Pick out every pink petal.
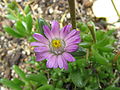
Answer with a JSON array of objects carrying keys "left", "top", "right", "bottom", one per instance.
[
  {"left": 30, "top": 42, "right": 46, "bottom": 47},
  {"left": 53, "top": 59, "right": 58, "bottom": 68},
  {"left": 35, "top": 53, "right": 46, "bottom": 61},
  {"left": 33, "top": 33, "right": 48, "bottom": 44},
  {"left": 34, "top": 46, "right": 49, "bottom": 52},
  {"left": 65, "top": 45, "right": 79, "bottom": 52},
  {"left": 65, "top": 35, "right": 81, "bottom": 46},
  {"left": 62, "top": 56, "right": 68, "bottom": 70},
  {"left": 35, "top": 52, "right": 51, "bottom": 61},
  {"left": 62, "top": 52, "right": 75, "bottom": 62},
  {"left": 64, "top": 30, "right": 78, "bottom": 40},
  {"left": 57, "top": 55, "right": 64, "bottom": 69},
  {"left": 60, "top": 25, "right": 72, "bottom": 39},
  {"left": 43, "top": 25, "right": 54, "bottom": 41},
  {"left": 46, "top": 55, "right": 56, "bottom": 68},
  {"left": 76, "top": 30, "right": 80, "bottom": 35},
  {"left": 51, "top": 20, "right": 60, "bottom": 38}
]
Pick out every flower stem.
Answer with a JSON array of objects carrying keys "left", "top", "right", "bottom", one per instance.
[
  {"left": 68, "top": 0, "right": 76, "bottom": 29},
  {"left": 87, "top": 21, "right": 96, "bottom": 43},
  {"left": 111, "top": 0, "right": 120, "bottom": 19}
]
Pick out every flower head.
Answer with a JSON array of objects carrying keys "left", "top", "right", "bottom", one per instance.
[{"left": 31, "top": 21, "right": 81, "bottom": 70}]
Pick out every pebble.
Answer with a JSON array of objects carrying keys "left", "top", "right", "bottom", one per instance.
[
  {"left": 16, "top": 0, "right": 22, "bottom": 2},
  {"left": 66, "top": 13, "right": 70, "bottom": 19},
  {"left": 33, "top": 4, "right": 38, "bottom": 10},
  {"left": 7, "top": 50, "right": 14, "bottom": 55},
  {"left": 38, "top": 8, "right": 43, "bottom": 14},
  {"left": 1, "top": 36, "right": 5, "bottom": 40},
  {"left": 1, "top": 87, "right": 8, "bottom": 90},
  {"left": 22, "top": 51, "right": 26, "bottom": 55},
  {"left": 49, "top": 8, "right": 54, "bottom": 14}
]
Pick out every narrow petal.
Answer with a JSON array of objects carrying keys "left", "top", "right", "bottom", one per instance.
[
  {"left": 43, "top": 25, "right": 54, "bottom": 40},
  {"left": 33, "top": 33, "right": 48, "bottom": 44},
  {"left": 53, "top": 60, "right": 58, "bottom": 68},
  {"left": 43, "top": 52, "right": 53, "bottom": 59},
  {"left": 64, "top": 29, "right": 77, "bottom": 40},
  {"left": 65, "top": 35, "right": 81, "bottom": 46},
  {"left": 53, "top": 56, "right": 58, "bottom": 68},
  {"left": 51, "top": 21, "right": 60, "bottom": 38},
  {"left": 46, "top": 55, "right": 56, "bottom": 68},
  {"left": 34, "top": 46, "right": 49, "bottom": 52},
  {"left": 76, "top": 30, "right": 80, "bottom": 35},
  {"left": 35, "top": 53, "right": 46, "bottom": 61},
  {"left": 62, "top": 52, "right": 75, "bottom": 62},
  {"left": 30, "top": 42, "right": 46, "bottom": 47},
  {"left": 51, "top": 20, "right": 60, "bottom": 32},
  {"left": 60, "top": 25, "right": 72, "bottom": 39},
  {"left": 66, "top": 38, "right": 81, "bottom": 47},
  {"left": 62, "top": 56, "right": 68, "bottom": 70},
  {"left": 57, "top": 55, "right": 64, "bottom": 69},
  {"left": 65, "top": 45, "right": 79, "bottom": 52}
]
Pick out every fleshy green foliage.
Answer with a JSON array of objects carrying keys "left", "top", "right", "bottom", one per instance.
[
  {"left": 4, "top": 1, "right": 33, "bottom": 39},
  {"left": 0, "top": 65, "right": 64, "bottom": 90},
  {"left": 3, "top": 1, "right": 49, "bottom": 42}
]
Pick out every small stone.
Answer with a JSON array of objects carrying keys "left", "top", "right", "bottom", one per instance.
[
  {"left": 66, "top": 13, "right": 70, "bottom": 19},
  {"left": 1, "top": 87, "right": 8, "bottom": 90},
  {"left": 1, "top": 36, "right": 5, "bottom": 40},
  {"left": 38, "top": 8, "right": 43, "bottom": 14},
  {"left": 22, "top": 51, "right": 26, "bottom": 55},
  {"left": 7, "top": 50, "right": 14, "bottom": 55},
  {"left": 34, "top": 4, "right": 38, "bottom": 10},
  {"left": 49, "top": 8, "right": 54, "bottom": 14},
  {"left": 16, "top": 0, "right": 22, "bottom": 2}
]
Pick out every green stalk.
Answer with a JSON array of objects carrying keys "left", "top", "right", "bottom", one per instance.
[
  {"left": 68, "top": 0, "right": 76, "bottom": 29},
  {"left": 87, "top": 21, "right": 96, "bottom": 43},
  {"left": 111, "top": 0, "right": 120, "bottom": 19}
]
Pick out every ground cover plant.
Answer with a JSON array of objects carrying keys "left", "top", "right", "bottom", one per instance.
[{"left": 0, "top": 0, "right": 120, "bottom": 90}]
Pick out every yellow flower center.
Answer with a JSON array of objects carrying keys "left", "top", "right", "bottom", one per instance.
[{"left": 52, "top": 40, "right": 62, "bottom": 48}]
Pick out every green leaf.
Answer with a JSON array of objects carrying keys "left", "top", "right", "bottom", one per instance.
[
  {"left": 25, "top": 14, "right": 33, "bottom": 33},
  {"left": 12, "top": 78, "right": 25, "bottom": 87},
  {"left": 77, "top": 22, "right": 89, "bottom": 32},
  {"left": 28, "top": 36, "right": 36, "bottom": 42},
  {"left": 7, "top": 1, "right": 17, "bottom": 10},
  {"left": 15, "top": 21, "right": 27, "bottom": 36},
  {"left": 96, "top": 30, "right": 106, "bottom": 41},
  {"left": 79, "top": 42, "right": 92, "bottom": 48},
  {"left": 26, "top": 73, "right": 47, "bottom": 84},
  {"left": 97, "top": 45, "right": 114, "bottom": 52},
  {"left": 70, "top": 71, "right": 85, "bottom": 87},
  {"left": 56, "top": 80, "right": 63, "bottom": 88},
  {"left": 82, "top": 34, "right": 92, "bottom": 42},
  {"left": 95, "top": 36, "right": 110, "bottom": 47},
  {"left": 37, "top": 85, "right": 54, "bottom": 90},
  {"left": 13, "top": 65, "right": 29, "bottom": 83},
  {"left": 38, "top": 18, "right": 49, "bottom": 34},
  {"left": 5, "top": 14, "right": 17, "bottom": 20},
  {"left": 0, "top": 78, "right": 22, "bottom": 90},
  {"left": 106, "top": 29, "right": 115, "bottom": 36},
  {"left": 55, "top": 88, "right": 66, "bottom": 90},
  {"left": 76, "top": 59, "right": 86, "bottom": 68},
  {"left": 24, "top": 5, "right": 30, "bottom": 14},
  {"left": 71, "top": 47, "right": 86, "bottom": 57},
  {"left": 4, "top": 26, "right": 24, "bottom": 38},
  {"left": 92, "top": 49, "right": 109, "bottom": 65},
  {"left": 105, "top": 86, "right": 120, "bottom": 90}
]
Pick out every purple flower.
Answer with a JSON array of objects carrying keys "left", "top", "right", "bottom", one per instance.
[{"left": 31, "top": 21, "right": 81, "bottom": 70}]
